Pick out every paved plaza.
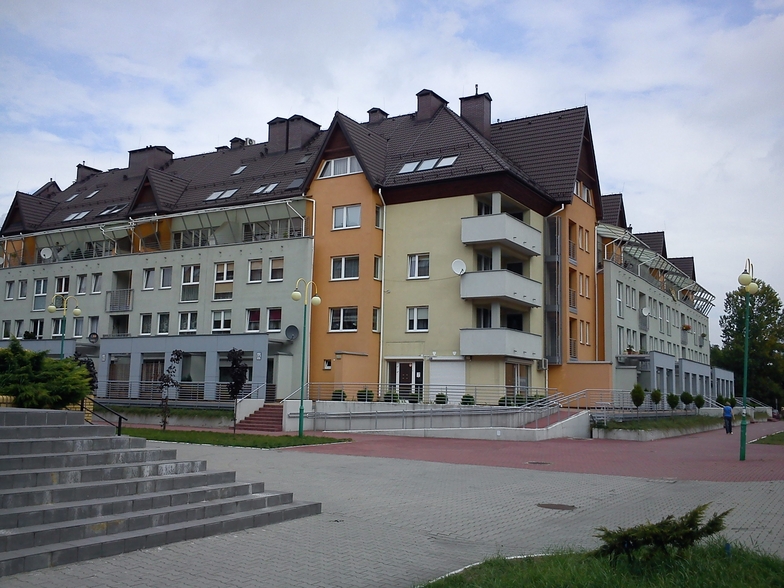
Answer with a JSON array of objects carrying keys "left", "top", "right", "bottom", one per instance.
[{"left": 4, "top": 420, "right": 783, "bottom": 587}]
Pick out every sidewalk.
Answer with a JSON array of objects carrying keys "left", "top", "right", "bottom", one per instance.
[{"left": 4, "top": 421, "right": 783, "bottom": 587}]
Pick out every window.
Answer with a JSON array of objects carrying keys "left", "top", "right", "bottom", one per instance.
[
  {"left": 232, "top": 165, "right": 247, "bottom": 175},
  {"left": 140, "top": 314, "right": 152, "bottom": 335},
  {"left": 248, "top": 259, "right": 263, "bottom": 282},
  {"left": 30, "top": 319, "right": 44, "bottom": 340},
  {"left": 173, "top": 228, "right": 214, "bottom": 249},
  {"left": 478, "top": 201, "right": 492, "bottom": 216},
  {"left": 579, "top": 320, "right": 584, "bottom": 344},
  {"left": 246, "top": 309, "right": 261, "bottom": 332},
  {"left": 407, "top": 306, "right": 429, "bottom": 332},
  {"left": 584, "top": 275, "right": 590, "bottom": 298},
  {"left": 85, "top": 190, "right": 99, "bottom": 199},
  {"left": 584, "top": 229, "right": 590, "bottom": 253},
  {"left": 204, "top": 189, "right": 238, "bottom": 201},
  {"left": 160, "top": 267, "right": 172, "bottom": 289},
  {"left": 477, "top": 254, "right": 492, "bottom": 271},
  {"left": 85, "top": 240, "right": 114, "bottom": 258},
  {"left": 329, "top": 307, "right": 358, "bottom": 332},
  {"left": 1, "top": 320, "right": 10, "bottom": 339},
  {"left": 143, "top": 268, "right": 155, "bottom": 290},
  {"left": 4, "top": 281, "right": 13, "bottom": 300},
  {"left": 91, "top": 273, "right": 102, "bottom": 294},
  {"left": 76, "top": 275, "right": 86, "bottom": 295},
  {"left": 333, "top": 205, "right": 361, "bottom": 229},
  {"left": 73, "top": 316, "right": 84, "bottom": 338},
  {"left": 374, "top": 256, "right": 382, "bottom": 280},
  {"left": 181, "top": 265, "right": 200, "bottom": 302},
  {"left": 157, "top": 313, "right": 169, "bottom": 335},
  {"left": 398, "top": 155, "right": 458, "bottom": 174},
  {"left": 97, "top": 204, "right": 127, "bottom": 216},
  {"left": 243, "top": 218, "right": 303, "bottom": 241},
  {"left": 33, "top": 278, "right": 48, "bottom": 311},
  {"left": 375, "top": 205, "right": 383, "bottom": 229},
  {"left": 284, "top": 178, "right": 303, "bottom": 191},
  {"left": 63, "top": 211, "right": 90, "bottom": 222},
  {"left": 179, "top": 312, "right": 197, "bottom": 333},
  {"left": 318, "top": 156, "right": 361, "bottom": 178},
  {"left": 14, "top": 320, "right": 24, "bottom": 338},
  {"left": 52, "top": 318, "right": 65, "bottom": 338},
  {"left": 578, "top": 272, "right": 584, "bottom": 296},
  {"left": 617, "top": 326, "right": 624, "bottom": 355},
  {"left": 477, "top": 307, "right": 491, "bottom": 328},
  {"left": 88, "top": 316, "right": 99, "bottom": 337},
  {"left": 323, "top": 359, "right": 332, "bottom": 370},
  {"left": 269, "top": 258, "right": 284, "bottom": 281},
  {"left": 585, "top": 321, "right": 590, "bottom": 346},
  {"left": 331, "top": 256, "right": 359, "bottom": 280},
  {"left": 267, "top": 308, "right": 281, "bottom": 332},
  {"left": 408, "top": 253, "right": 429, "bottom": 279},
  {"left": 372, "top": 308, "right": 380, "bottom": 332},
  {"left": 578, "top": 227, "right": 584, "bottom": 250},
  {"left": 659, "top": 302, "right": 665, "bottom": 333},
  {"left": 631, "top": 288, "right": 637, "bottom": 310},
  {"left": 214, "top": 262, "right": 234, "bottom": 300},
  {"left": 666, "top": 306, "right": 671, "bottom": 335},
  {"left": 18, "top": 280, "right": 27, "bottom": 299},
  {"left": 55, "top": 276, "right": 69, "bottom": 294},
  {"left": 616, "top": 281, "right": 623, "bottom": 318},
  {"left": 212, "top": 310, "right": 232, "bottom": 332},
  {"left": 251, "top": 183, "right": 278, "bottom": 194},
  {"left": 625, "top": 285, "right": 632, "bottom": 307}
]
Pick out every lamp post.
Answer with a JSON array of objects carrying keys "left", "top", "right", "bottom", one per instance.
[
  {"left": 737, "top": 260, "right": 758, "bottom": 461},
  {"left": 47, "top": 294, "right": 82, "bottom": 359},
  {"left": 291, "top": 279, "right": 321, "bottom": 437}
]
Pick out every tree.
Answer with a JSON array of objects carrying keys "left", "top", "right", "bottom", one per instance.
[
  {"left": 694, "top": 394, "right": 705, "bottom": 414},
  {"left": 680, "top": 392, "right": 693, "bottom": 412},
  {"left": 666, "top": 393, "right": 680, "bottom": 414},
  {"left": 715, "top": 281, "right": 784, "bottom": 409},
  {"left": 650, "top": 389, "right": 662, "bottom": 416},
  {"left": 0, "top": 338, "right": 91, "bottom": 409},
  {"left": 630, "top": 384, "right": 645, "bottom": 416},
  {"left": 226, "top": 348, "right": 248, "bottom": 433},
  {"left": 158, "top": 350, "right": 183, "bottom": 430}
]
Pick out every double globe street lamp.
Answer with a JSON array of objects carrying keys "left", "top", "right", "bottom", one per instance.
[
  {"left": 737, "top": 260, "right": 759, "bottom": 462},
  {"left": 47, "top": 294, "right": 82, "bottom": 359},
  {"left": 291, "top": 279, "right": 320, "bottom": 437}
]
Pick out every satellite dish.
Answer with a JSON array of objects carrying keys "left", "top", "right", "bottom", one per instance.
[
  {"left": 641, "top": 307, "right": 651, "bottom": 317},
  {"left": 285, "top": 325, "right": 299, "bottom": 341},
  {"left": 40, "top": 247, "right": 53, "bottom": 260},
  {"left": 451, "top": 259, "right": 466, "bottom": 275},
  {"left": 88, "top": 333, "right": 99, "bottom": 344}
]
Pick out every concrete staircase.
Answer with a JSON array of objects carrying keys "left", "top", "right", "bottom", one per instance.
[
  {"left": 0, "top": 408, "right": 320, "bottom": 577},
  {"left": 236, "top": 404, "right": 284, "bottom": 432}
]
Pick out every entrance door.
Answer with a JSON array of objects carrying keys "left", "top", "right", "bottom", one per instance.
[{"left": 388, "top": 361, "right": 423, "bottom": 402}]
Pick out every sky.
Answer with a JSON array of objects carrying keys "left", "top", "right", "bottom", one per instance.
[{"left": 1, "top": 0, "right": 783, "bottom": 345}]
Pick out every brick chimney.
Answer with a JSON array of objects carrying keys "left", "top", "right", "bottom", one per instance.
[
  {"left": 286, "top": 115, "right": 320, "bottom": 150},
  {"left": 230, "top": 137, "right": 246, "bottom": 150},
  {"left": 76, "top": 163, "right": 102, "bottom": 183},
  {"left": 128, "top": 146, "right": 173, "bottom": 173},
  {"left": 368, "top": 107, "right": 388, "bottom": 124},
  {"left": 267, "top": 117, "right": 288, "bottom": 153},
  {"left": 416, "top": 89, "right": 448, "bottom": 121},
  {"left": 460, "top": 91, "right": 492, "bottom": 138}
]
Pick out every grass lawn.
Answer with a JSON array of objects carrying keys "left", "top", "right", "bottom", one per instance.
[
  {"left": 425, "top": 541, "right": 784, "bottom": 587},
  {"left": 124, "top": 427, "right": 349, "bottom": 449},
  {"left": 754, "top": 430, "right": 784, "bottom": 445},
  {"left": 605, "top": 414, "right": 721, "bottom": 431}
]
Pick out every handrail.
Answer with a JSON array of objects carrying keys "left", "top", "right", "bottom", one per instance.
[{"left": 81, "top": 396, "right": 127, "bottom": 436}]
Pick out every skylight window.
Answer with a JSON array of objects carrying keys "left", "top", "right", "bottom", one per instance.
[
  {"left": 285, "top": 178, "right": 304, "bottom": 191},
  {"left": 397, "top": 155, "right": 459, "bottom": 174},
  {"left": 66, "top": 193, "right": 79, "bottom": 202},
  {"left": 64, "top": 211, "right": 90, "bottom": 222},
  {"left": 264, "top": 183, "right": 278, "bottom": 193},
  {"left": 232, "top": 165, "right": 247, "bottom": 175},
  {"left": 252, "top": 183, "right": 278, "bottom": 194},
  {"left": 85, "top": 190, "right": 100, "bottom": 199},
  {"left": 204, "top": 189, "right": 238, "bottom": 201},
  {"left": 296, "top": 154, "right": 312, "bottom": 165},
  {"left": 97, "top": 204, "right": 127, "bottom": 216}
]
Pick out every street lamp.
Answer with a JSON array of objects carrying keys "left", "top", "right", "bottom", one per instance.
[
  {"left": 291, "top": 279, "right": 321, "bottom": 437},
  {"left": 47, "top": 294, "right": 82, "bottom": 359},
  {"left": 737, "top": 260, "right": 759, "bottom": 461}
]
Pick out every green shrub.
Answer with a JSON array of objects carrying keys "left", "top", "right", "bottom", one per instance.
[
  {"left": 331, "top": 390, "right": 346, "bottom": 401},
  {"left": 694, "top": 394, "right": 705, "bottom": 413},
  {"left": 650, "top": 389, "right": 662, "bottom": 410},
  {"left": 729, "top": 396, "right": 737, "bottom": 407},
  {"left": 383, "top": 391, "right": 400, "bottom": 402},
  {"left": 594, "top": 503, "right": 731, "bottom": 562},
  {"left": 716, "top": 395, "right": 726, "bottom": 406},
  {"left": 631, "top": 383, "right": 645, "bottom": 413},
  {"left": 460, "top": 393, "right": 475, "bottom": 405},
  {"left": 680, "top": 392, "right": 694, "bottom": 409},
  {"left": 666, "top": 393, "right": 680, "bottom": 412},
  {"left": 356, "top": 389, "right": 374, "bottom": 402},
  {"left": 435, "top": 392, "right": 448, "bottom": 404}
]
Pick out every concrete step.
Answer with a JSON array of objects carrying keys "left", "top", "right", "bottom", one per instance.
[
  {"left": 0, "top": 489, "right": 293, "bottom": 552},
  {"left": 0, "top": 459, "right": 208, "bottom": 490},
  {"left": 0, "top": 500, "right": 321, "bottom": 576},
  {"left": 0, "top": 409, "right": 85, "bottom": 427},
  {"left": 0, "top": 424, "right": 117, "bottom": 440},
  {"left": 0, "top": 470, "right": 237, "bottom": 509},
  {"left": 0, "top": 480, "right": 266, "bottom": 529},
  {"left": 0, "top": 448, "right": 178, "bottom": 472},
  {"left": 0, "top": 435, "right": 147, "bottom": 457}
]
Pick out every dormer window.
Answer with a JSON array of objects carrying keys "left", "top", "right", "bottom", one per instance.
[
  {"left": 318, "top": 156, "right": 361, "bottom": 179},
  {"left": 232, "top": 165, "right": 247, "bottom": 175}
]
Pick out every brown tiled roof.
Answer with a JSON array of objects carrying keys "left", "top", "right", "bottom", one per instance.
[
  {"left": 669, "top": 257, "right": 695, "bottom": 280},
  {"left": 601, "top": 193, "right": 627, "bottom": 227},
  {"left": 0, "top": 191, "right": 58, "bottom": 233},
  {"left": 635, "top": 231, "right": 667, "bottom": 258},
  {"left": 332, "top": 112, "right": 388, "bottom": 187}
]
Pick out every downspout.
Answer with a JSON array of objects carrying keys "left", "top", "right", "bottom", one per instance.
[
  {"left": 543, "top": 204, "right": 565, "bottom": 393},
  {"left": 377, "top": 188, "right": 387, "bottom": 393}
]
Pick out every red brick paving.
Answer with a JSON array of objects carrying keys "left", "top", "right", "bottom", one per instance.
[{"left": 290, "top": 420, "right": 784, "bottom": 482}]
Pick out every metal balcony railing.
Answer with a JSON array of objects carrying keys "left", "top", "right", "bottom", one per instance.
[
  {"left": 568, "top": 288, "right": 577, "bottom": 311},
  {"left": 569, "top": 338, "right": 578, "bottom": 359},
  {"left": 106, "top": 289, "right": 133, "bottom": 312},
  {"left": 568, "top": 240, "right": 577, "bottom": 263}
]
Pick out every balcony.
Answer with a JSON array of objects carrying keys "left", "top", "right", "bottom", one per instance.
[
  {"left": 568, "top": 240, "right": 577, "bottom": 264},
  {"left": 568, "top": 288, "right": 577, "bottom": 312},
  {"left": 460, "top": 271, "right": 542, "bottom": 308},
  {"left": 106, "top": 289, "right": 133, "bottom": 312},
  {"left": 460, "top": 328, "right": 542, "bottom": 360},
  {"left": 461, "top": 214, "right": 541, "bottom": 257},
  {"left": 569, "top": 338, "right": 578, "bottom": 360}
]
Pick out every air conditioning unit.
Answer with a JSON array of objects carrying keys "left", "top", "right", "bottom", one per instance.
[{"left": 537, "top": 358, "right": 549, "bottom": 371}]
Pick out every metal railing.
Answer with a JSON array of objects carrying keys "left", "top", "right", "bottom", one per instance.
[
  {"left": 106, "top": 289, "right": 133, "bottom": 312},
  {"left": 78, "top": 396, "right": 127, "bottom": 435}
]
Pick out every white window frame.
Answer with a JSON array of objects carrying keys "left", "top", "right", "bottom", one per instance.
[
  {"left": 329, "top": 307, "right": 358, "bottom": 332},
  {"left": 4, "top": 281, "right": 13, "bottom": 300},
  {"left": 14, "top": 319, "right": 24, "bottom": 338},
  {"left": 331, "top": 255, "right": 359, "bottom": 281},
  {"left": 30, "top": 319, "right": 44, "bottom": 340},
  {"left": 267, "top": 307, "right": 282, "bottom": 332},
  {"left": 212, "top": 310, "right": 232, "bottom": 333},
  {"left": 18, "top": 280, "right": 27, "bottom": 299},
  {"left": 269, "top": 258, "right": 284, "bottom": 282},
  {"left": 140, "top": 314, "right": 152, "bottom": 336},
  {"left": 374, "top": 256, "right": 382, "bottom": 280},
  {"left": 76, "top": 275, "right": 86, "bottom": 295},
  {"left": 248, "top": 259, "right": 263, "bottom": 283},
  {"left": 408, "top": 253, "right": 430, "bottom": 279},
  {"left": 160, "top": 267, "right": 172, "bottom": 289},
  {"left": 157, "top": 313, "right": 170, "bottom": 335},
  {"left": 318, "top": 156, "right": 361, "bottom": 179},
  {"left": 246, "top": 308, "right": 261, "bottom": 332},
  {"left": 55, "top": 276, "right": 69, "bottom": 295},
  {"left": 1, "top": 320, "right": 10, "bottom": 340},
  {"left": 181, "top": 265, "right": 200, "bottom": 302},
  {"left": 333, "top": 205, "right": 361, "bottom": 230},
  {"left": 51, "top": 317, "right": 65, "bottom": 338},
  {"left": 407, "top": 306, "right": 429, "bottom": 332},
  {"left": 142, "top": 268, "right": 155, "bottom": 290},
  {"left": 72, "top": 316, "right": 83, "bottom": 338},
  {"left": 213, "top": 262, "right": 234, "bottom": 301},
  {"left": 33, "top": 278, "right": 48, "bottom": 311},
  {"left": 372, "top": 308, "right": 380, "bottom": 332},
  {"left": 178, "top": 311, "right": 197, "bottom": 334},
  {"left": 375, "top": 205, "right": 383, "bottom": 229},
  {"left": 91, "top": 273, "right": 102, "bottom": 294},
  {"left": 616, "top": 281, "right": 623, "bottom": 318}
]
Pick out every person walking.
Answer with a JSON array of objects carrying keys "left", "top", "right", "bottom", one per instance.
[{"left": 723, "top": 403, "right": 733, "bottom": 434}]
